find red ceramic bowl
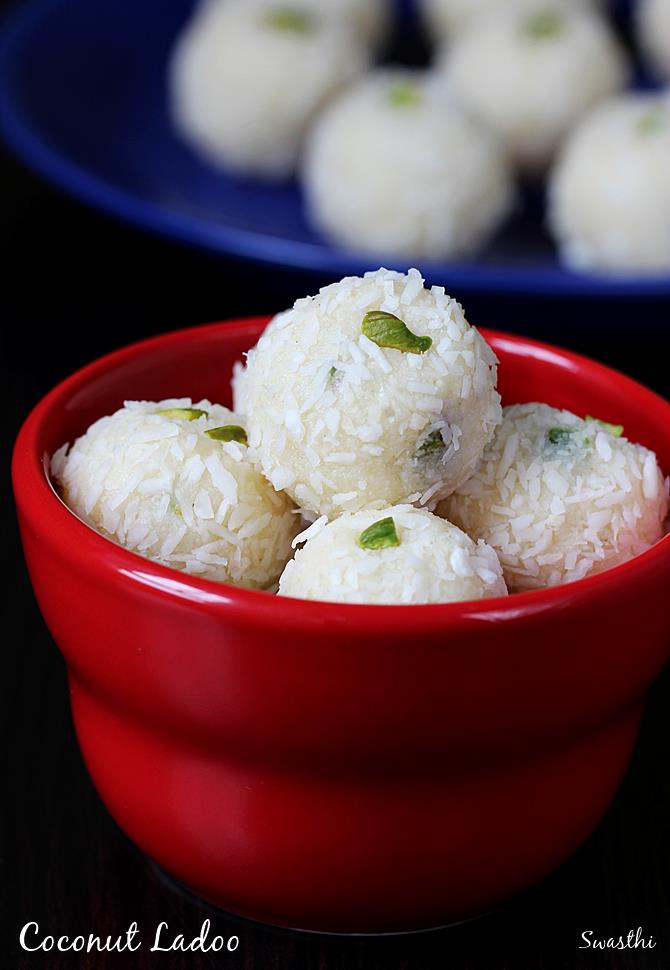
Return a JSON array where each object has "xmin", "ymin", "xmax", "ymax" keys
[{"xmin": 12, "ymin": 319, "xmax": 670, "ymax": 934}]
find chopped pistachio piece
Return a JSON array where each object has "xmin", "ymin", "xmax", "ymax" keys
[
  {"xmin": 328, "ymin": 365, "xmax": 338, "ymax": 380},
  {"xmin": 524, "ymin": 10, "xmax": 563, "ymax": 39},
  {"xmin": 263, "ymin": 6, "xmax": 315, "ymax": 33},
  {"xmin": 638, "ymin": 106, "xmax": 665, "ymax": 135},
  {"xmin": 157, "ymin": 407, "xmax": 207, "ymax": 421},
  {"xmin": 416, "ymin": 429, "xmax": 445, "ymax": 458},
  {"xmin": 362, "ymin": 311, "xmax": 432, "ymax": 355},
  {"xmin": 585, "ymin": 415, "xmax": 624, "ymax": 437},
  {"xmin": 205, "ymin": 425, "xmax": 248, "ymax": 445},
  {"xmin": 387, "ymin": 81, "xmax": 421, "ymax": 108},
  {"xmin": 357, "ymin": 516, "xmax": 400, "ymax": 551},
  {"xmin": 547, "ymin": 427, "xmax": 575, "ymax": 445}
]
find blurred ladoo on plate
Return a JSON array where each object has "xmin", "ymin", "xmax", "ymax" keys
[
  {"xmin": 436, "ymin": 0, "xmax": 629, "ymax": 174},
  {"xmin": 1, "ymin": 0, "xmax": 668, "ymax": 289},
  {"xmin": 302, "ymin": 69, "xmax": 515, "ymax": 260},
  {"xmin": 549, "ymin": 90, "xmax": 670, "ymax": 272},
  {"xmin": 170, "ymin": 0, "xmax": 370, "ymax": 180}
]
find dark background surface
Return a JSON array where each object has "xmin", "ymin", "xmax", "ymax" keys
[{"xmin": 2, "ymin": 0, "xmax": 670, "ymax": 964}]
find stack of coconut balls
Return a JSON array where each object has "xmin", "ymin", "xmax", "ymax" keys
[
  {"xmin": 52, "ymin": 270, "xmax": 669, "ymax": 606},
  {"xmin": 169, "ymin": 0, "xmax": 670, "ymax": 273}
]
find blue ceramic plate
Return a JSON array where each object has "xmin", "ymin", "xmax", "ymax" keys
[{"xmin": 0, "ymin": 0, "xmax": 667, "ymax": 295}]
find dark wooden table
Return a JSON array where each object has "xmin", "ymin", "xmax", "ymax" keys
[{"xmin": 3, "ymin": 123, "xmax": 670, "ymax": 970}]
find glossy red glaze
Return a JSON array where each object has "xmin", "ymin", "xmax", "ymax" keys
[{"xmin": 13, "ymin": 320, "xmax": 670, "ymax": 933}]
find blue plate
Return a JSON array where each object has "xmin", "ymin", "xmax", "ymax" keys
[{"xmin": 1, "ymin": 0, "xmax": 668, "ymax": 296}]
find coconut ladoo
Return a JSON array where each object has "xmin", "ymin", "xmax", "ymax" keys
[
  {"xmin": 50, "ymin": 399, "xmax": 300, "ymax": 588},
  {"xmin": 235, "ymin": 268, "xmax": 503, "ymax": 518},
  {"xmin": 170, "ymin": 0, "xmax": 369, "ymax": 180},
  {"xmin": 549, "ymin": 91, "xmax": 670, "ymax": 272},
  {"xmin": 442, "ymin": 403, "xmax": 669, "ymax": 591},
  {"xmin": 437, "ymin": 1, "xmax": 628, "ymax": 173},
  {"xmin": 278, "ymin": 505, "xmax": 508, "ymax": 604},
  {"xmin": 302, "ymin": 70, "xmax": 514, "ymax": 260}
]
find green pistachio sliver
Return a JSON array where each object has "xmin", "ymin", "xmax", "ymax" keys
[
  {"xmin": 263, "ymin": 6, "xmax": 315, "ymax": 33},
  {"xmin": 358, "ymin": 517, "xmax": 400, "ymax": 551},
  {"xmin": 362, "ymin": 311, "xmax": 432, "ymax": 355},
  {"xmin": 416, "ymin": 429, "xmax": 445, "ymax": 459},
  {"xmin": 585, "ymin": 415, "xmax": 624, "ymax": 437},
  {"xmin": 387, "ymin": 81, "xmax": 421, "ymax": 108},
  {"xmin": 524, "ymin": 10, "xmax": 563, "ymax": 39},
  {"xmin": 205, "ymin": 425, "xmax": 248, "ymax": 445},
  {"xmin": 328, "ymin": 365, "xmax": 338, "ymax": 380},
  {"xmin": 638, "ymin": 106, "xmax": 665, "ymax": 135},
  {"xmin": 157, "ymin": 407, "xmax": 207, "ymax": 421},
  {"xmin": 547, "ymin": 427, "xmax": 575, "ymax": 445}
]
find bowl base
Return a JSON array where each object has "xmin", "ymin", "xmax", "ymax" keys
[{"xmin": 149, "ymin": 861, "xmax": 494, "ymax": 938}]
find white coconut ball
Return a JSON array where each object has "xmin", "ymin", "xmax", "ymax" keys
[
  {"xmin": 420, "ymin": 0, "xmax": 603, "ymax": 42},
  {"xmin": 437, "ymin": 2, "xmax": 629, "ymax": 173},
  {"xmin": 235, "ymin": 268, "xmax": 503, "ymax": 518},
  {"xmin": 636, "ymin": 0, "xmax": 670, "ymax": 80},
  {"xmin": 441, "ymin": 403, "xmax": 669, "ymax": 592},
  {"xmin": 50, "ymin": 399, "xmax": 300, "ymax": 589},
  {"xmin": 548, "ymin": 91, "xmax": 670, "ymax": 273},
  {"xmin": 278, "ymin": 505, "xmax": 507, "ymax": 604},
  {"xmin": 170, "ymin": 0, "xmax": 369, "ymax": 180},
  {"xmin": 303, "ymin": 70, "xmax": 515, "ymax": 260}
]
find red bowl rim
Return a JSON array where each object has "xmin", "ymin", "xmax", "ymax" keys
[{"xmin": 12, "ymin": 317, "xmax": 670, "ymax": 634}]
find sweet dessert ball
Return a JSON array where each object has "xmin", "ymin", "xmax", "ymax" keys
[
  {"xmin": 278, "ymin": 505, "xmax": 507, "ymax": 604},
  {"xmin": 170, "ymin": 0, "xmax": 369, "ymax": 179},
  {"xmin": 437, "ymin": 1, "xmax": 629, "ymax": 173},
  {"xmin": 51, "ymin": 399, "xmax": 300, "ymax": 588},
  {"xmin": 442, "ymin": 403, "xmax": 669, "ymax": 591},
  {"xmin": 303, "ymin": 69, "xmax": 514, "ymax": 259},
  {"xmin": 235, "ymin": 268, "xmax": 503, "ymax": 517},
  {"xmin": 549, "ymin": 91, "xmax": 670, "ymax": 272}
]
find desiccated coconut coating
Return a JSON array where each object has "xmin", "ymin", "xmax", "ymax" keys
[
  {"xmin": 235, "ymin": 268, "xmax": 503, "ymax": 518},
  {"xmin": 51, "ymin": 399, "xmax": 300, "ymax": 589},
  {"xmin": 278, "ymin": 504, "xmax": 507, "ymax": 604},
  {"xmin": 441, "ymin": 403, "xmax": 668, "ymax": 591}
]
